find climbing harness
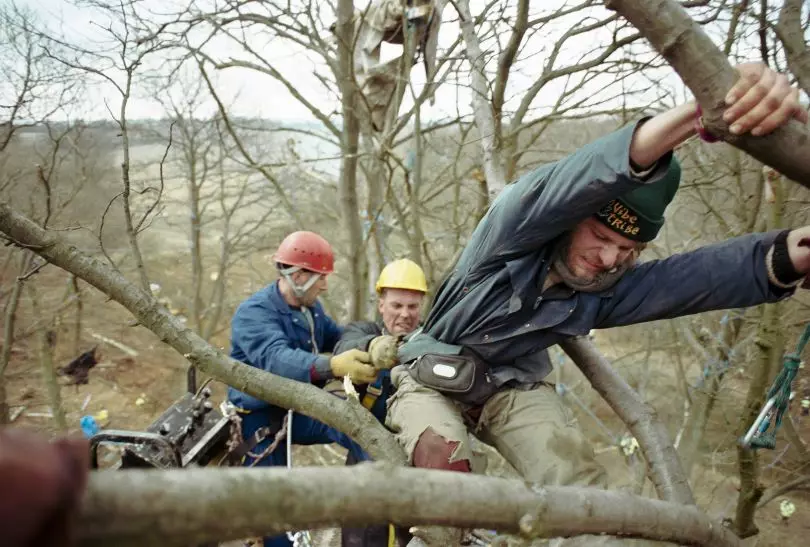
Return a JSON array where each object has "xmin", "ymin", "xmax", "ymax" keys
[{"xmin": 740, "ymin": 323, "xmax": 808, "ymax": 449}]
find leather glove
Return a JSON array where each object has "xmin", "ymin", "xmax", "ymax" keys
[
  {"xmin": 368, "ymin": 334, "xmax": 399, "ymax": 370},
  {"xmin": 329, "ymin": 348, "xmax": 378, "ymax": 384}
]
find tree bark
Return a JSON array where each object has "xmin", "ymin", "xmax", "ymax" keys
[
  {"xmin": 455, "ymin": 0, "xmax": 507, "ymax": 190},
  {"xmin": 605, "ymin": 0, "xmax": 810, "ymax": 186},
  {"xmin": 560, "ymin": 337, "xmax": 695, "ymax": 505},
  {"xmin": 775, "ymin": 0, "xmax": 810, "ymax": 97},
  {"xmin": 732, "ymin": 172, "xmax": 785, "ymax": 537},
  {"xmin": 77, "ymin": 465, "xmax": 741, "ymax": 547},
  {"xmin": 70, "ymin": 274, "xmax": 83, "ymax": 355},
  {"xmin": 28, "ymin": 282, "xmax": 67, "ymax": 432},
  {"xmin": 336, "ymin": 0, "xmax": 368, "ymax": 321},
  {"xmin": 0, "ymin": 253, "xmax": 31, "ymax": 424},
  {"xmin": 0, "ymin": 201, "xmax": 406, "ymax": 464},
  {"xmin": 118, "ymin": 71, "xmax": 151, "ymax": 293},
  {"xmin": 678, "ymin": 313, "xmax": 744, "ymax": 479}
]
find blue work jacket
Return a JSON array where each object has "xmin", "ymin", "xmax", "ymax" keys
[{"xmin": 227, "ymin": 281, "xmax": 343, "ymax": 410}]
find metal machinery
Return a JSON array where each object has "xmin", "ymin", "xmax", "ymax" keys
[{"xmin": 89, "ymin": 366, "xmax": 235, "ymax": 470}]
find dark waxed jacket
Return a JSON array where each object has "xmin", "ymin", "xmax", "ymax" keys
[{"xmin": 399, "ymin": 119, "xmax": 794, "ymax": 387}]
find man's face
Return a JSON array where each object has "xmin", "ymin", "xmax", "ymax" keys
[
  {"xmin": 566, "ymin": 217, "xmax": 640, "ymax": 281},
  {"xmin": 378, "ymin": 288, "xmax": 424, "ymax": 335},
  {"xmin": 292, "ymin": 269, "xmax": 328, "ymax": 306}
]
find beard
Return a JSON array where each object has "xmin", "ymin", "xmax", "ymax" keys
[{"xmin": 550, "ymin": 234, "xmax": 635, "ymax": 293}]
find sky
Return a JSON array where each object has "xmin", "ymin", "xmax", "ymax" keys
[{"xmin": 11, "ymin": 0, "xmax": 756, "ymax": 124}]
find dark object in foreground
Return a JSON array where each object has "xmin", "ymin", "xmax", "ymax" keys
[{"xmin": 0, "ymin": 428, "xmax": 89, "ymax": 547}]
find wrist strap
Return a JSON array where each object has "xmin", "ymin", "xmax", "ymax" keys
[{"xmin": 695, "ymin": 104, "xmax": 721, "ymax": 143}]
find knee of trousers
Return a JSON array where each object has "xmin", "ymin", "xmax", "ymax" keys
[{"xmin": 412, "ymin": 427, "xmax": 472, "ymax": 472}]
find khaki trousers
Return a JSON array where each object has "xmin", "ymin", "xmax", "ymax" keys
[{"xmin": 386, "ymin": 366, "xmax": 674, "ymax": 547}]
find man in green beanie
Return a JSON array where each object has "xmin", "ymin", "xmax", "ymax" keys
[{"xmin": 383, "ymin": 62, "xmax": 809, "ymax": 546}]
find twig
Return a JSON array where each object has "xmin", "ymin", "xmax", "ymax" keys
[{"xmin": 87, "ymin": 330, "xmax": 139, "ymax": 357}]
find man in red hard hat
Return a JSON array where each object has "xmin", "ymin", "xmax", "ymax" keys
[{"xmin": 227, "ymin": 230, "xmax": 379, "ymax": 547}]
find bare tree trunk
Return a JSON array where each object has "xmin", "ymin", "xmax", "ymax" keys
[
  {"xmin": 455, "ymin": 0, "xmax": 507, "ymax": 189},
  {"xmin": 0, "ymin": 253, "xmax": 31, "ymax": 424},
  {"xmin": 201, "ymin": 213, "xmax": 229, "ymax": 342},
  {"xmin": 605, "ymin": 0, "xmax": 810, "ymax": 185},
  {"xmin": 189, "ymin": 173, "xmax": 204, "ymax": 334},
  {"xmin": 361, "ymin": 134, "xmax": 386, "ymax": 317},
  {"xmin": 336, "ymin": 0, "xmax": 367, "ymax": 321},
  {"xmin": 678, "ymin": 313, "xmax": 744, "ymax": 478},
  {"xmin": 70, "ymin": 274, "xmax": 82, "ymax": 355},
  {"xmin": 27, "ymin": 283, "xmax": 67, "ymax": 432},
  {"xmin": 408, "ymin": 99, "xmax": 428, "ymax": 273},
  {"xmin": 775, "ymin": 0, "xmax": 810, "ymax": 96},
  {"xmin": 77, "ymin": 465, "xmax": 741, "ymax": 547},
  {"xmin": 560, "ymin": 338, "xmax": 695, "ymax": 505},
  {"xmin": 722, "ymin": 0, "xmax": 750, "ymax": 55},
  {"xmin": 119, "ymin": 78, "xmax": 151, "ymax": 292},
  {"xmin": 732, "ymin": 173, "xmax": 786, "ymax": 538},
  {"xmin": 201, "ymin": 154, "xmax": 231, "ymax": 341},
  {"xmin": 732, "ymin": 306, "xmax": 776, "ymax": 537}
]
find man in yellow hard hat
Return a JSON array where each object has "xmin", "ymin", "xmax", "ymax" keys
[
  {"xmin": 331, "ymin": 258, "xmax": 427, "ymax": 547},
  {"xmin": 334, "ymin": 257, "xmax": 428, "ymax": 425}
]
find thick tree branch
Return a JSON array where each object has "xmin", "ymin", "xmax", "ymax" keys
[
  {"xmin": 455, "ymin": 0, "xmax": 507, "ymax": 189},
  {"xmin": 0, "ymin": 201, "xmax": 405, "ymax": 464},
  {"xmin": 560, "ymin": 337, "xmax": 696, "ymax": 505},
  {"xmin": 775, "ymin": 0, "xmax": 810, "ymax": 97},
  {"xmin": 492, "ymin": 0, "xmax": 529, "ymax": 124},
  {"xmin": 77, "ymin": 465, "xmax": 741, "ymax": 547},
  {"xmin": 605, "ymin": 0, "xmax": 810, "ymax": 186}
]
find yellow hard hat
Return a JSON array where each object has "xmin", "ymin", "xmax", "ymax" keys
[{"xmin": 376, "ymin": 258, "xmax": 428, "ymax": 294}]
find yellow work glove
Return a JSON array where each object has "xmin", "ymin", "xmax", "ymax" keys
[
  {"xmin": 368, "ymin": 334, "xmax": 399, "ymax": 370},
  {"xmin": 329, "ymin": 349, "xmax": 378, "ymax": 384}
]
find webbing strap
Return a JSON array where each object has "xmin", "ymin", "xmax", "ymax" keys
[
  {"xmin": 361, "ymin": 383, "xmax": 383, "ymax": 410},
  {"xmin": 741, "ymin": 323, "xmax": 809, "ymax": 449}
]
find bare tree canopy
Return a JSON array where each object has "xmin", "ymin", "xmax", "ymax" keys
[{"xmin": 2, "ymin": 0, "xmax": 810, "ymax": 545}]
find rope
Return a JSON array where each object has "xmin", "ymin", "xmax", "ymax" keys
[
  {"xmin": 285, "ymin": 408, "xmax": 313, "ymax": 547},
  {"xmin": 741, "ymin": 324, "xmax": 809, "ymax": 450}
]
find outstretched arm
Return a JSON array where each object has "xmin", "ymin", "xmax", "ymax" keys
[
  {"xmin": 629, "ymin": 63, "xmax": 808, "ymax": 168},
  {"xmin": 596, "ymin": 231, "xmax": 791, "ymax": 329}
]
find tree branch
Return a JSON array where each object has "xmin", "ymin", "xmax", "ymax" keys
[
  {"xmin": 774, "ymin": 0, "xmax": 810, "ymax": 97},
  {"xmin": 77, "ymin": 464, "xmax": 741, "ymax": 547},
  {"xmin": 454, "ymin": 0, "xmax": 507, "ymax": 189},
  {"xmin": 605, "ymin": 0, "xmax": 810, "ymax": 185},
  {"xmin": 560, "ymin": 337, "xmax": 696, "ymax": 505}
]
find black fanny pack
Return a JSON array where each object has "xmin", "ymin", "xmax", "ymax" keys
[{"xmin": 406, "ymin": 347, "xmax": 498, "ymax": 406}]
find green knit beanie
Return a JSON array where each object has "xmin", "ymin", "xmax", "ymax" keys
[{"xmin": 595, "ymin": 156, "xmax": 681, "ymax": 242}]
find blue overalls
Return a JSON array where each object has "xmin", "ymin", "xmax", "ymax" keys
[{"xmin": 227, "ymin": 282, "xmax": 370, "ymax": 547}]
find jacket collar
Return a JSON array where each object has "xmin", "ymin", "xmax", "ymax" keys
[{"xmin": 267, "ymin": 280, "xmax": 292, "ymax": 315}]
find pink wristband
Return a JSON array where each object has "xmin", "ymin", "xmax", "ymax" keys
[{"xmin": 695, "ymin": 104, "xmax": 721, "ymax": 143}]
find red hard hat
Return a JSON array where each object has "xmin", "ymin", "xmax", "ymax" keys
[{"xmin": 273, "ymin": 231, "xmax": 335, "ymax": 274}]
